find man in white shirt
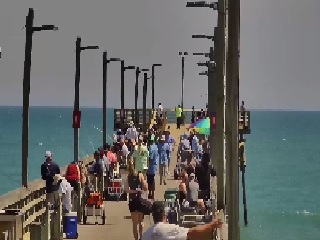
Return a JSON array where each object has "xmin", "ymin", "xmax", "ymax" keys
[
  {"xmin": 126, "ymin": 121, "xmax": 139, "ymax": 143},
  {"xmin": 157, "ymin": 103, "xmax": 164, "ymax": 125},
  {"xmin": 142, "ymin": 201, "xmax": 222, "ymax": 240},
  {"xmin": 54, "ymin": 174, "xmax": 73, "ymax": 212}
]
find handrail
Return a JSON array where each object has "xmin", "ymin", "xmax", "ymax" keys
[{"xmin": 0, "ymin": 155, "xmax": 93, "ymax": 238}]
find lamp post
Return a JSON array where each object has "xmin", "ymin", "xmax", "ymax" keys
[
  {"xmin": 135, "ymin": 68, "xmax": 149, "ymax": 125},
  {"xmin": 73, "ymin": 37, "xmax": 99, "ymax": 165},
  {"xmin": 102, "ymin": 51, "xmax": 120, "ymax": 147},
  {"xmin": 226, "ymin": 0, "xmax": 241, "ymax": 238},
  {"xmin": 142, "ymin": 72, "xmax": 151, "ymax": 133},
  {"xmin": 22, "ymin": 8, "xmax": 58, "ymax": 188},
  {"xmin": 120, "ymin": 61, "xmax": 135, "ymax": 128},
  {"xmin": 178, "ymin": 52, "xmax": 188, "ymax": 118},
  {"xmin": 151, "ymin": 64, "xmax": 162, "ymax": 109},
  {"xmin": 189, "ymin": 0, "xmax": 227, "ymax": 212}
]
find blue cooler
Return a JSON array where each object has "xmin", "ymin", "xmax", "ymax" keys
[{"xmin": 63, "ymin": 212, "xmax": 78, "ymax": 239}]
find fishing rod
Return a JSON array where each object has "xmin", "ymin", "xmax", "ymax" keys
[{"xmin": 239, "ymin": 134, "xmax": 248, "ymax": 226}]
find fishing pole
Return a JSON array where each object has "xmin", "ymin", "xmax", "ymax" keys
[{"xmin": 239, "ymin": 135, "xmax": 248, "ymax": 226}]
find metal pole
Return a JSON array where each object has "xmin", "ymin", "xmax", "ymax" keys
[
  {"xmin": 102, "ymin": 51, "xmax": 107, "ymax": 147},
  {"xmin": 215, "ymin": 0, "xmax": 226, "ymax": 210},
  {"xmin": 208, "ymin": 46, "xmax": 216, "ymax": 175},
  {"xmin": 135, "ymin": 67, "xmax": 140, "ymax": 125},
  {"xmin": 181, "ymin": 56, "xmax": 185, "ymax": 113},
  {"xmin": 142, "ymin": 73, "xmax": 147, "ymax": 133},
  {"xmin": 120, "ymin": 60, "xmax": 125, "ymax": 128},
  {"xmin": 225, "ymin": 0, "xmax": 240, "ymax": 238},
  {"xmin": 22, "ymin": 8, "xmax": 34, "ymax": 188},
  {"xmin": 151, "ymin": 65, "xmax": 155, "ymax": 110},
  {"xmin": 74, "ymin": 37, "xmax": 81, "ymax": 164}
]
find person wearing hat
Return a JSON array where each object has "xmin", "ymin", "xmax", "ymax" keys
[
  {"xmin": 41, "ymin": 151, "xmax": 61, "ymax": 204},
  {"xmin": 186, "ymin": 173, "xmax": 199, "ymax": 208},
  {"xmin": 158, "ymin": 135, "xmax": 170, "ymax": 185},
  {"xmin": 54, "ymin": 174, "xmax": 73, "ymax": 213},
  {"xmin": 141, "ymin": 201, "xmax": 222, "ymax": 240}
]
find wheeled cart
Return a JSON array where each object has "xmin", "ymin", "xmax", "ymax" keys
[{"xmin": 82, "ymin": 192, "xmax": 106, "ymax": 225}]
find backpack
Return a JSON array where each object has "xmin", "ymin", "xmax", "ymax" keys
[{"xmin": 94, "ymin": 160, "xmax": 104, "ymax": 175}]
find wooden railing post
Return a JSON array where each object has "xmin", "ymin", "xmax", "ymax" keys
[
  {"xmin": 76, "ymin": 183, "xmax": 82, "ymax": 222},
  {"xmin": 42, "ymin": 203, "xmax": 51, "ymax": 240},
  {"xmin": 51, "ymin": 197, "xmax": 62, "ymax": 240},
  {"xmin": 30, "ymin": 222, "xmax": 43, "ymax": 240},
  {"xmin": 0, "ymin": 231, "xmax": 8, "ymax": 240}
]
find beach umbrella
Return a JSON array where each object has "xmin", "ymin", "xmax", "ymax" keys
[
  {"xmin": 189, "ymin": 118, "xmax": 210, "ymax": 135},
  {"xmin": 192, "ymin": 127, "xmax": 210, "ymax": 135}
]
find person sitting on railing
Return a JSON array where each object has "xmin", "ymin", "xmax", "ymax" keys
[{"xmin": 41, "ymin": 151, "xmax": 61, "ymax": 205}]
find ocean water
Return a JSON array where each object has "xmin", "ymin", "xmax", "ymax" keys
[
  {"xmin": 0, "ymin": 107, "xmax": 319, "ymax": 239},
  {"xmin": 0, "ymin": 106, "xmax": 114, "ymax": 195}
]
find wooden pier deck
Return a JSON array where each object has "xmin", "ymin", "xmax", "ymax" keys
[
  {"xmin": 77, "ymin": 124, "xmax": 187, "ymax": 239},
  {"xmin": 77, "ymin": 123, "xmax": 227, "ymax": 240}
]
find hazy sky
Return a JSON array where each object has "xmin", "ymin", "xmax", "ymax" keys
[{"xmin": 0, "ymin": 0, "xmax": 320, "ymax": 110}]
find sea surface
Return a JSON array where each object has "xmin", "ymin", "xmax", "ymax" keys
[{"xmin": 0, "ymin": 107, "xmax": 319, "ymax": 240}]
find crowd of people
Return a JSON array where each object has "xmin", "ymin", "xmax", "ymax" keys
[{"xmin": 40, "ymin": 105, "xmax": 223, "ymax": 240}]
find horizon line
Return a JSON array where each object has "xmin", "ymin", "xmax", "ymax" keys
[{"xmin": 0, "ymin": 105, "xmax": 320, "ymax": 112}]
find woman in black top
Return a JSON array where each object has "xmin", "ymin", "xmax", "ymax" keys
[{"xmin": 125, "ymin": 160, "xmax": 148, "ymax": 240}]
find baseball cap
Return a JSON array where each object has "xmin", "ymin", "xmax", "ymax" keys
[
  {"xmin": 190, "ymin": 173, "xmax": 195, "ymax": 178},
  {"xmin": 45, "ymin": 151, "xmax": 52, "ymax": 158}
]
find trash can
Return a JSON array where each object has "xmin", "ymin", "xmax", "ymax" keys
[{"xmin": 63, "ymin": 212, "xmax": 78, "ymax": 239}]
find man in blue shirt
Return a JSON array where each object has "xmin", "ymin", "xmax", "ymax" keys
[
  {"xmin": 147, "ymin": 140, "xmax": 159, "ymax": 199},
  {"xmin": 41, "ymin": 151, "xmax": 60, "ymax": 205},
  {"xmin": 165, "ymin": 131, "xmax": 175, "ymax": 175},
  {"xmin": 158, "ymin": 135, "xmax": 170, "ymax": 185}
]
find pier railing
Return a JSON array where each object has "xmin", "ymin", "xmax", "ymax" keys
[
  {"xmin": 113, "ymin": 108, "xmax": 153, "ymax": 130},
  {"xmin": 0, "ymin": 156, "xmax": 93, "ymax": 239}
]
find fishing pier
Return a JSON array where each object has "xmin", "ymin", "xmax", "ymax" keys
[{"xmin": 0, "ymin": 0, "xmax": 245, "ymax": 239}]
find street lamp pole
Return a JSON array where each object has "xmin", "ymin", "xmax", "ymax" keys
[
  {"xmin": 189, "ymin": 0, "xmax": 227, "ymax": 211},
  {"xmin": 73, "ymin": 37, "xmax": 99, "ymax": 164},
  {"xmin": 179, "ymin": 52, "xmax": 188, "ymax": 118},
  {"xmin": 151, "ymin": 64, "xmax": 162, "ymax": 109},
  {"xmin": 103, "ymin": 51, "xmax": 107, "ymax": 147},
  {"xmin": 120, "ymin": 61, "xmax": 135, "ymax": 128},
  {"xmin": 22, "ymin": 8, "xmax": 58, "ymax": 188},
  {"xmin": 103, "ymin": 52, "xmax": 120, "ymax": 147},
  {"xmin": 226, "ymin": 0, "xmax": 241, "ymax": 238}
]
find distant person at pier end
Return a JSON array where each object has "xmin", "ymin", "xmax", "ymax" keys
[
  {"xmin": 240, "ymin": 100, "xmax": 245, "ymax": 113},
  {"xmin": 176, "ymin": 105, "xmax": 182, "ymax": 129},
  {"xmin": 157, "ymin": 103, "xmax": 164, "ymax": 127},
  {"xmin": 191, "ymin": 106, "xmax": 195, "ymax": 123},
  {"xmin": 141, "ymin": 201, "xmax": 222, "ymax": 240},
  {"xmin": 41, "ymin": 151, "xmax": 60, "ymax": 205}
]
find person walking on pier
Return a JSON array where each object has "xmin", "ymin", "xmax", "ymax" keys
[
  {"xmin": 41, "ymin": 151, "xmax": 60, "ymax": 205},
  {"xmin": 125, "ymin": 160, "xmax": 148, "ymax": 240},
  {"xmin": 147, "ymin": 139, "xmax": 158, "ymax": 199},
  {"xmin": 132, "ymin": 137, "xmax": 149, "ymax": 176},
  {"xmin": 175, "ymin": 105, "xmax": 182, "ymax": 129},
  {"xmin": 158, "ymin": 135, "xmax": 170, "ymax": 185},
  {"xmin": 142, "ymin": 201, "xmax": 222, "ymax": 240}
]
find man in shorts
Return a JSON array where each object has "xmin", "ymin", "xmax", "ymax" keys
[{"xmin": 147, "ymin": 140, "xmax": 158, "ymax": 199}]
